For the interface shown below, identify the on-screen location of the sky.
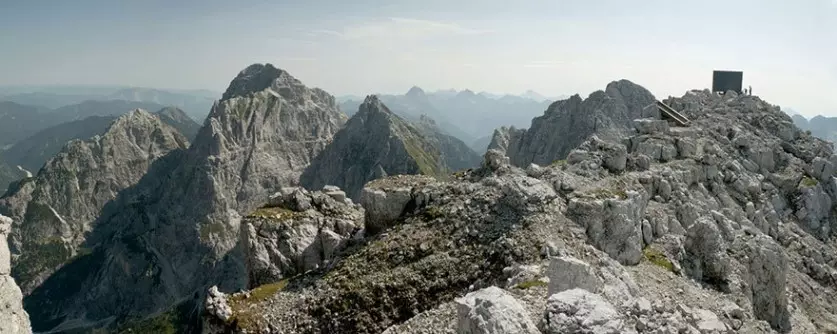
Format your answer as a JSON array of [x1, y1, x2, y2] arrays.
[[1, 0, 836, 117]]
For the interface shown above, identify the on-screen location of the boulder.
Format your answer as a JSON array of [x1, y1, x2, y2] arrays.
[[541, 288, 625, 334], [546, 256, 602, 295], [455, 286, 540, 334], [682, 217, 729, 287], [633, 118, 670, 135], [567, 191, 647, 265], [743, 235, 790, 332]]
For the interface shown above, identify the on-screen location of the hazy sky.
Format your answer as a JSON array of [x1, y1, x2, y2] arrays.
[[1, 0, 835, 116]]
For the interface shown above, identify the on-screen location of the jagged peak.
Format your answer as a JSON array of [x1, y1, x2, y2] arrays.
[[221, 63, 302, 101], [357, 95, 395, 117], [457, 89, 477, 98]]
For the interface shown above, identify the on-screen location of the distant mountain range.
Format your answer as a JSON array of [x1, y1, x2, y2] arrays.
[[0, 85, 220, 122], [337, 87, 565, 151], [789, 113, 837, 143], [0, 100, 166, 148]]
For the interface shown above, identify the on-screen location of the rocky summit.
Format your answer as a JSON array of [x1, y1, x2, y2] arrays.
[[201, 87, 837, 334], [489, 79, 656, 167], [0, 109, 189, 295], [301, 95, 452, 200], [0, 214, 31, 334], [20, 64, 345, 332]]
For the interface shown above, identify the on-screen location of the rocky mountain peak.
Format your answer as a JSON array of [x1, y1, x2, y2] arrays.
[[21, 64, 347, 332], [301, 97, 447, 200], [221, 63, 294, 100], [490, 79, 656, 167], [0, 108, 188, 296], [155, 106, 190, 122], [154, 106, 201, 140]]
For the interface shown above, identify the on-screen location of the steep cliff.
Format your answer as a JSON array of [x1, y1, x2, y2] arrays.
[[489, 79, 656, 167], [0, 214, 31, 334], [23, 63, 345, 332], [0, 109, 189, 294]]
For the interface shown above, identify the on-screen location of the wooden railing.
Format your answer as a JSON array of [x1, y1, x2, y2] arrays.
[[655, 100, 690, 126]]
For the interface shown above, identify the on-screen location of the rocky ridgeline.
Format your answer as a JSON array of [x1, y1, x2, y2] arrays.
[[301, 96, 449, 200], [203, 88, 837, 333], [0, 214, 30, 334], [22, 64, 347, 332], [0, 109, 189, 294], [489, 79, 656, 168]]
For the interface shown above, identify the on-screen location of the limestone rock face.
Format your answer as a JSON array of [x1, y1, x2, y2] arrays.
[[567, 190, 647, 265], [0, 109, 188, 294], [455, 286, 540, 334], [301, 96, 450, 201], [0, 214, 31, 334], [23, 64, 345, 332], [541, 288, 626, 334], [489, 79, 656, 167], [546, 256, 602, 295], [241, 187, 362, 288], [360, 175, 437, 234]]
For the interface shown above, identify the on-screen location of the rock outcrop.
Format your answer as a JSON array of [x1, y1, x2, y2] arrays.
[[489, 79, 656, 167], [541, 288, 626, 334], [202, 86, 837, 334], [300, 96, 448, 200], [241, 186, 362, 288], [23, 64, 345, 332], [455, 286, 540, 334], [0, 109, 188, 294], [0, 214, 31, 334]]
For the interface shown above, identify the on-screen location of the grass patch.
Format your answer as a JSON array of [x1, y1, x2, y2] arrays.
[[247, 206, 306, 221], [422, 206, 445, 220], [643, 247, 674, 272], [801, 176, 818, 188], [199, 222, 227, 241], [229, 279, 290, 330], [402, 135, 445, 177], [550, 159, 567, 167], [589, 188, 628, 200], [515, 279, 548, 289], [117, 310, 179, 334], [12, 235, 72, 287]]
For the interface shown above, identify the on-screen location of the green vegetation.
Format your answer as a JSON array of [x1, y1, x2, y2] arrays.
[[422, 206, 445, 220], [117, 310, 179, 334], [199, 222, 227, 241], [550, 159, 567, 167], [643, 247, 674, 272], [402, 135, 445, 177], [247, 206, 306, 221], [589, 188, 629, 200], [13, 236, 72, 288], [229, 279, 289, 329], [515, 279, 548, 289], [801, 176, 819, 187]]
